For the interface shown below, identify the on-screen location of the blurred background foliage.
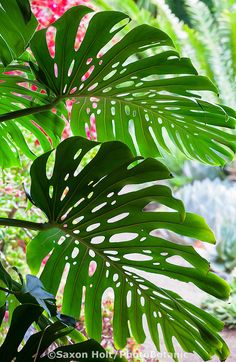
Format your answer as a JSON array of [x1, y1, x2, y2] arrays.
[[1, 0, 236, 355]]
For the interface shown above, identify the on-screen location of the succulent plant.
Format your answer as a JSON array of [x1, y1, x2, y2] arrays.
[[176, 178, 236, 241]]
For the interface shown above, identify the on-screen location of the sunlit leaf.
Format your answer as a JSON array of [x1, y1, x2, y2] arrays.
[[26, 137, 229, 361], [28, 6, 236, 165]]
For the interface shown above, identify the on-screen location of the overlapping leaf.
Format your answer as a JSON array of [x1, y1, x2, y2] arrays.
[[0, 0, 37, 66], [0, 262, 56, 316], [26, 137, 229, 361], [0, 303, 112, 362], [28, 5, 236, 165], [0, 65, 66, 167]]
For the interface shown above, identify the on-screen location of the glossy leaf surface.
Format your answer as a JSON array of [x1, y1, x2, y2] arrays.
[[0, 303, 111, 362], [29, 6, 236, 165], [0, 65, 66, 167], [0, 0, 37, 66], [26, 137, 229, 361]]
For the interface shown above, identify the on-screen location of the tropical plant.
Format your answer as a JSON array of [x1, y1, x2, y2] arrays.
[[0, 262, 118, 361], [97, 0, 236, 108], [2, 1, 236, 166], [0, 0, 236, 361], [0, 135, 231, 360]]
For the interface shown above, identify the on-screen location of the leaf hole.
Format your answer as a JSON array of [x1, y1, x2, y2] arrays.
[[46, 149, 56, 180], [74, 198, 85, 208], [86, 57, 93, 65], [86, 223, 100, 232], [46, 26, 56, 58], [111, 274, 119, 285], [123, 253, 153, 261], [109, 233, 138, 243], [72, 247, 79, 259], [70, 87, 77, 94], [104, 250, 118, 255], [81, 65, 95, 82], [68, 59, 75, 77], [49, 185, 54, 198], [91, 236, 105, 244], [89, 260, 97, 276], [127, 290, 131, 307], [54, 63, 58, 78], [88, 83, 98, 91], [116, 80, 134, 88], [103, 69, 117, 81], [60, 186, 69, 201], [92, 202, 107, 213], [58, 236, 66, 245], [109, 18, 130, 34], [72, 216, 84, 225], [107, 212, 129, 223], [89, 250, 95, 258]]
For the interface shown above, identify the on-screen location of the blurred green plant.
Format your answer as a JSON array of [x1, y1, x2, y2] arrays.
[[213, 225, 236, 273], [1, 1, 236, 361], [202, 269, 236, 329]]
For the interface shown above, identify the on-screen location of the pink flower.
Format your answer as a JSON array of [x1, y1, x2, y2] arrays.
[[31, 1, 93, 29]]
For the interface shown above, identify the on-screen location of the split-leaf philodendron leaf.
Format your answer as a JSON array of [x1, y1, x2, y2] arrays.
[[0, 64, 66, 168], [30, 6, 236, 165], [0, 0, 37, 66], [26, 137, 229, 361], [1, 6, 236, 167]]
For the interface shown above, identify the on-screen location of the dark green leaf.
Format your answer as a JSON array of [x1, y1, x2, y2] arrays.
[[0, 262, 57, 316], [0, 304, 43, 362], [16, 0, 32, 23], [0, 303, 6, 326], [26, 137, 229, 360], [0, 261, 13, 289], [16, 320, 73, 361], [0, 302, 111, 362], [57, 313, 76, 327], [0, 0, 37, 66]]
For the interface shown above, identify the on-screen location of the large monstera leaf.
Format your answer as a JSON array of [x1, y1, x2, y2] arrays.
[[27, 5, 236, 165], [0, 0, 37, 66], [26, 137, 229, 361], [0, 64, 66, 167], [1, 6, 236, 167]]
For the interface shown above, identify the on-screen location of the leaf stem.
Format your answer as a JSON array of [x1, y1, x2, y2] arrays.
[[0, 218, 51, 231], [0, 97, 61, 123], [0, 285, 22, 295], [0, 286, 15, 294]]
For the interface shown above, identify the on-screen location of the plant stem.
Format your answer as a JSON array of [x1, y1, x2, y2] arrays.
[[0, 218, 51, 231], [0, 286, 14, 294], [0, 97, 61, 123], [0, 286, 21, 295]]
